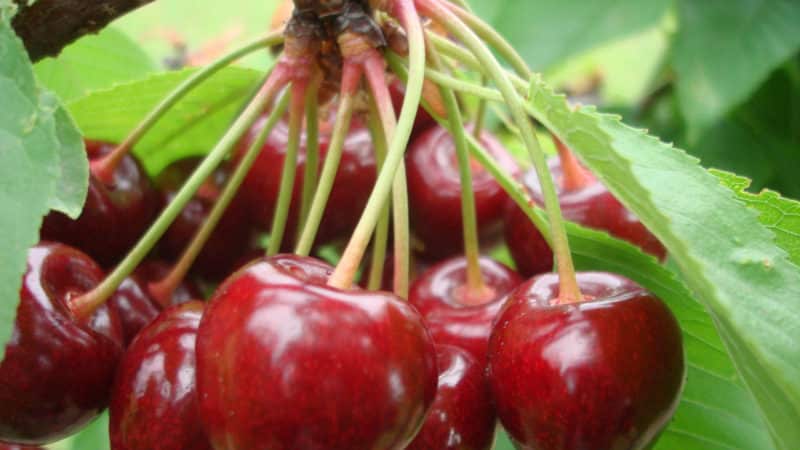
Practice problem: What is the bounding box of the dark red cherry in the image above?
[406,345,496,450]
[0,242,123,445]
[41,141,160,267]
[220,254,335,293]
[155,157,255,281]
[196,270,437,450]
[488,272,685,450]
[407,125,518,259]
[237,116,376,248]
[409,256,521,366]
[505,157,666,277]
[110,301,211,450]
[108,260,203,347]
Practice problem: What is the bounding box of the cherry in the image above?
[238,115,377,248]
[195,263,437,450]
[41,141,160,267]
[406,345,496,450]
[110,301,211,450]
[407,125,518,259]
[155,157,255,280]
[108,260,203,347]
[409,256,521,366]
[223,253,336,291]
[0,242,123,445]
[505,153,666,277]
[487,272,685,450]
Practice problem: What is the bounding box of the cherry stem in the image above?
[365,103,391,291]
[298,71,323,234]
[363,50,412,299]
[419,0,582,304]
[69,70,285,320]
[554,136,593,191]
[148,92,291,306]
[294,63,361,256]
[267,80,308,256]
[90,31,284,184]
[328,0,425,290]
[427,43,487,296]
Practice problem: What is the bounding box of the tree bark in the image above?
[12,0,157,61]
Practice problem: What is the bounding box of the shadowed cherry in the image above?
[195,264,437,450]
[0,242,123,445]
[406,345,496,450]
[407,125,518,260]
[409,256,521,366]
[488,272,685,450]
[41,141,160,267]
[110,301,211,450]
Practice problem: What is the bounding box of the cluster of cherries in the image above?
[0,81,684,450]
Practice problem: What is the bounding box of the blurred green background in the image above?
[33,0,799,448]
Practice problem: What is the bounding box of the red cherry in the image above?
[407,125,518,259]
[108,260,203,347]
[110,301,211,450]
[238,116,376,248]
[41,141,160,267]
[406,345,496,450]
[155,157,255,280]
[195,264,437,450]
[488,272,685,450]
[409,256,521,366]
[505,158,666,277]
[0,242,123,445]
[221,253,335,292]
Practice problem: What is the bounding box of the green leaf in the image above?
[525,74,800,449]
[470,0,670,71]
[713,170,800,267]
[68,411,110,450]
[671,0,800,140]
[34,26,157,103]
[67,67,263,174]
[0,21,88,361]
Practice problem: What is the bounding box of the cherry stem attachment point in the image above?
[91,31,284,184]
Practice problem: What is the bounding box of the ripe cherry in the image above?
[238,115,377,248]
[406,345,496,450]
[155,157,255,281]
[195,259,437,450]
[40,141,160,267]
[504,142,666,276]
[0,242,123,445]
[409,256,521,366]
[407,125,518,259]
[488,272,685,450]
[110,301,211,450]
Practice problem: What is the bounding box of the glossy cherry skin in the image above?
[407,125,519,259]
[196,273,438,450]
[110,301,211,450]
[41,141,160,267]
[228,253,336,289]
[505,160,666,276]
[108,260,203,347]
[409,256,521,366]
[487,272,685,450]
[407,345,496,450]
[156,157,254,280]
[238,116,377,248]
[0,242,124,444]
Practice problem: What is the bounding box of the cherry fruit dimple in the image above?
[488,272,685,450]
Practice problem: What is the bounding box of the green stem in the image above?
[391,163,411,299]
[328,0,425,290]
[419,0,581,303]
[267,81,306,256]
[69,76,281,319]
[428,45,486,296]
[472,75,488,138]
[366,106,391,291]
[294,88,356,256]
[148,92,290,305]
[298,73,322,234]
[91,31,284,183]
